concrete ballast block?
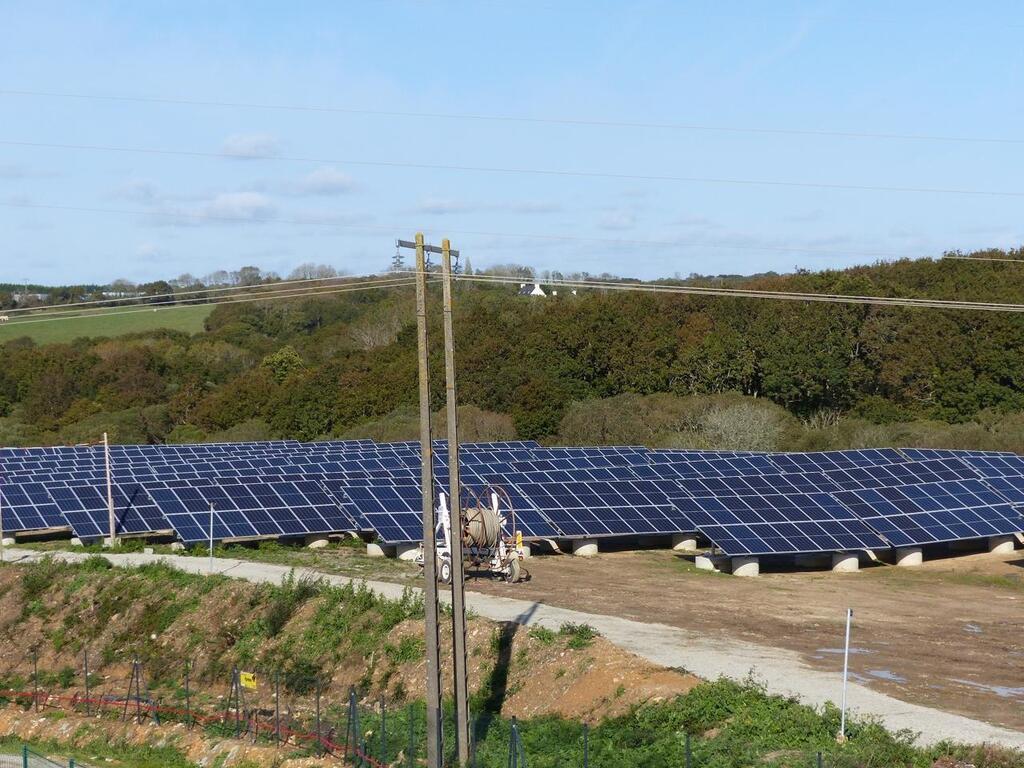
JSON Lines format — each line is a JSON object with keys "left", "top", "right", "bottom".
{"left": 988, "top": 535, "right": 1016, "bottom": 555}
{"left": 831, "top": 552, "right": 859, "bottom": 573}
{"left": 671, "top": 534, "right": 698, "bottom": 552}
{"left": 895, "top": 547, "right": 923, "bottom": 567}
{"left": 571, "top": 539, "right": 599, "bottom": 557}
{"left": 694, "top": 554, "right": 716, "bottom": 571}
{"left": 732, "top": 556, "right": 760, "bottom": 577}
{"left": 396, "top": 543, "right": 420, "bottom": 561}
{"left": 366, "top": 542, "right": 388, "bottom": 558}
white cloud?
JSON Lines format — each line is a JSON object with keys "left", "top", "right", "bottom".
{"left": 113, "top": 179, "right": 161, "bottom": 204}
{"left": 148, "top": 192, "right": 277, "bottom": 226}
{"left": 200, "top": 192, "right": 277, "bottom": 221}
{"left": 136, "top": 242, "right": 171, "bottom": 260}
{"left": 412, "top": 198, "right": 562, "bottom": 215}
{"left": 293, "top": 167, "right": 355, "bottom": 196}
{"left": 598, "top": 209, "right": 636, "bottom": 230}
{"left": 416, "top": 197, "right": 476, "bottom": 215}
{"left": 221, "top": 133, "right": 280, "bottom": 159}
{"left": 0, "top": 163, "right": 30, "bottom": 180}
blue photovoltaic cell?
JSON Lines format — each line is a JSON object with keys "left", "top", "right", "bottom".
{"left": 513, "top": 479, "right": 686, "bottom": 538}
{"left": 833, "top": 480, "right": 1024, "bottom": 547}
{"left": 144, "top": 479, "right": 350, "bottom": 544}
{"left": 962, "top": 455, "right": 1024, "bottom": 478}
{"left": 47, "top": 482, "right": 170, "bottom": 539}
{"left": 670, "top": 492, "right": 888, "bottom": 556}
{"left": 0, "top": 482, "right": 66, "bottom": 532}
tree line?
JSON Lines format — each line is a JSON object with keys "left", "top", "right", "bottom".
{"left": 2, "top": 248, "right": 1024, "bottom": 448}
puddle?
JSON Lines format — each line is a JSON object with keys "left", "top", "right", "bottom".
{"left": 816, "top": 647, "right": 873, "bottom": 655}
{"left": 949, "top": 678, "right": 1024, "bottom": 699}
{"left": 848, "top": 672, "right": 870, "bottom": 684}
{"left": 963, "top": 623, "right": 983, "bottom": 634}
{"left": 867, "top": 669, "right": 906, "bottom": 683}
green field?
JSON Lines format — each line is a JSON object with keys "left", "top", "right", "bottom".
{"left": 0, "top": 304, "right": 213, "bottom": 344}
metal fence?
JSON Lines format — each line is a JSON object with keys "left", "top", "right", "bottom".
{"left": 0, "top": 748, "right": 82, "bottom": 768}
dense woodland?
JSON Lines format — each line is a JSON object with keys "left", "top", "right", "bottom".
{"left": 3, "top": 248, "right": 1024, "bottom": 451}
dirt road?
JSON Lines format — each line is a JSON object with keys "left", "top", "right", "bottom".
{"left": 467, "top": 548, "right": 1024, "bottom": 733}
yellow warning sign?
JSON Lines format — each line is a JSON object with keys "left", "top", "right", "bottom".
{"left": 239, "top": 672, "right": 257, "bottom": 690}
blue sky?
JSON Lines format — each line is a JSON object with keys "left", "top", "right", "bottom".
{"left": 1, "top": 1, "right": 1022, "bottom": 284}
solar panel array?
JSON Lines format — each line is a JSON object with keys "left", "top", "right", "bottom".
{"left": 1, "top": 441, "right": 1022, "bottom": 557}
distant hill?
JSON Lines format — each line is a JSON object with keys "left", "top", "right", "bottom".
{"left": 2, "top": 249, "right": 1024, "bottom": 449}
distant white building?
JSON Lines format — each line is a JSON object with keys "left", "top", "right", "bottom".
{"left": 517, "top": 283, "right": 547, "bottom": 297}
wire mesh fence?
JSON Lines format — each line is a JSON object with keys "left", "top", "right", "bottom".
{"left": 0, "top": 649, "right": 967, "bottom": 767}
{"left": 0, "top": 748, "right": 82, "bottom": 768}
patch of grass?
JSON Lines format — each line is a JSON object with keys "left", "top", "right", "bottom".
{"left": 527, "top": 625, "right": 557, "bottom": 645}
{"left": 385, "top": 635, "right": 424, "bottom": 664}
{"left": 559, "top": 622, "right": 599, "bottom": 650}
{"left": 0, "top": 303, "right": 212, "bottom": 345}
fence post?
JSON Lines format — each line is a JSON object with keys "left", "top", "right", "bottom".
{"left": 21, "top": 744, "right": 28, "bottom": 768}
{"left": 68, "top": 759, "right": 75, "bottom": 768}
{"left": 233, "top": 668, "right": 241, "bottom": 738}
{"left": 184, "top": 662, "right": 191, "bottom": 730}
{"left": 817, "top": 751, "right": 824, "bottom": 768}
{"left": 136, "top": 662, "right": 143, "bottom": 725}
{"left": 380, "top": 696, "right": 387, "bottom": 765}
{"left": 315, "top": 678, "right": 322, "bottom": 757}
{"left": 83, "top": 648, "right": 90, "bottom": 716}
{"left": 274, "top": 671, "right": 280, "bottom": 745}
{"left": 685, "top": 733, "right": 692, "bottom": 768}
{"left": 408, "top": 703, "right": 415, "bottom": 768}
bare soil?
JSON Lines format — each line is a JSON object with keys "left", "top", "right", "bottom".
{"left": 464, "top": 546, "right": 1024, "bottom": 732}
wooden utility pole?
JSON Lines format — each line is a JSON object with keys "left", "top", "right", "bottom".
{"left": 103, "top": 432, "right": 117, "bottom": 546}
{"left": 0, "top": 472, "right": 6, "bottom": 563}
{"left": 441, "top": 238, "right": 471, "bottom": 765}
{"left": 414, "top": 232, "right": 445, "bottom": 768}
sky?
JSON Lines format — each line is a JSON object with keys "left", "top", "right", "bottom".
{"left": 0, "top": 1, "right": 1022, "bottom": 285}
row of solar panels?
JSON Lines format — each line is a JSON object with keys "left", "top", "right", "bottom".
{"left": 1, "top": 440, "right": 1023, "bottom": 558}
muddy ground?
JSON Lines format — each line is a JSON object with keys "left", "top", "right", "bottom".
{"left": 463, "top": 545, "right": 1024, "bottom": 732}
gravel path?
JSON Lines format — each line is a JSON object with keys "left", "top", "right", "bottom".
{"left": 7, "top": 547, "right": 1022, "bottom": 748}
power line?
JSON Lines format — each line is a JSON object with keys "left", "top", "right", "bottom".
{"left": 0, "top": 200, "right": 935, "bottom": 262}
{"left": 448, "top": 271, "right": 1024, "bottom": 313}
{"left": 0, "top": 278, "right": 419, "bottom": 328}
{"left": 1, "top": 88, "right": 1021, "bottom": 146}
{"left": 942, "top": 254, "right": 1024, "bottom": 264}
{"left": 0, "top": 273, "right": 406, "bottom": 317}
{"left": 4, "top": 138, "right": 1022, "bottom": 198}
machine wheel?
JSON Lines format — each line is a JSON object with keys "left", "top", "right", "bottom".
{"left": 504, "top": 558, "right": 521, "bottom": 583}
{"left": 439, "top": 559, "right": 453, "bottom": 585}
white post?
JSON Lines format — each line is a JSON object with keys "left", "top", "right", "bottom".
{"left": 208, "top": 503, "right": 215, "bottom": 575}
{"left": 104, "top": 432, "right": 116, "bottom": 546}
{"left": 838, "top": 607, "right": 853, "bottom": 742}
{"left": 0, "top": 474, "right": 5, "bottom": 564}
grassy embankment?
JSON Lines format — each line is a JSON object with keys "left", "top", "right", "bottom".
{"left": 0, "top": 558, "right": 1019, "bottom": 767}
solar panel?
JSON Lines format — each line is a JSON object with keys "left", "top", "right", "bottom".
{"left": 512, "top": 479, "right": 687, "bottom": 537}
{"left": 833, "top": 480, "right": 1024, "bottom": 547}
{"left": 144, "top": 479, "right": 351, "bottom": 544}
{"left": 46, "top": 482, "right": 170, "bottom": 539}
{"left": 0, "top": 482, "right": 67, "bottom": 532}
{"left": 670, "top": 491, "right": 888, "bottom": 556}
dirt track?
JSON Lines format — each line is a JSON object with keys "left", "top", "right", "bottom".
{"left": 466, "top": 546, "right": 1024, "bottom": 732}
